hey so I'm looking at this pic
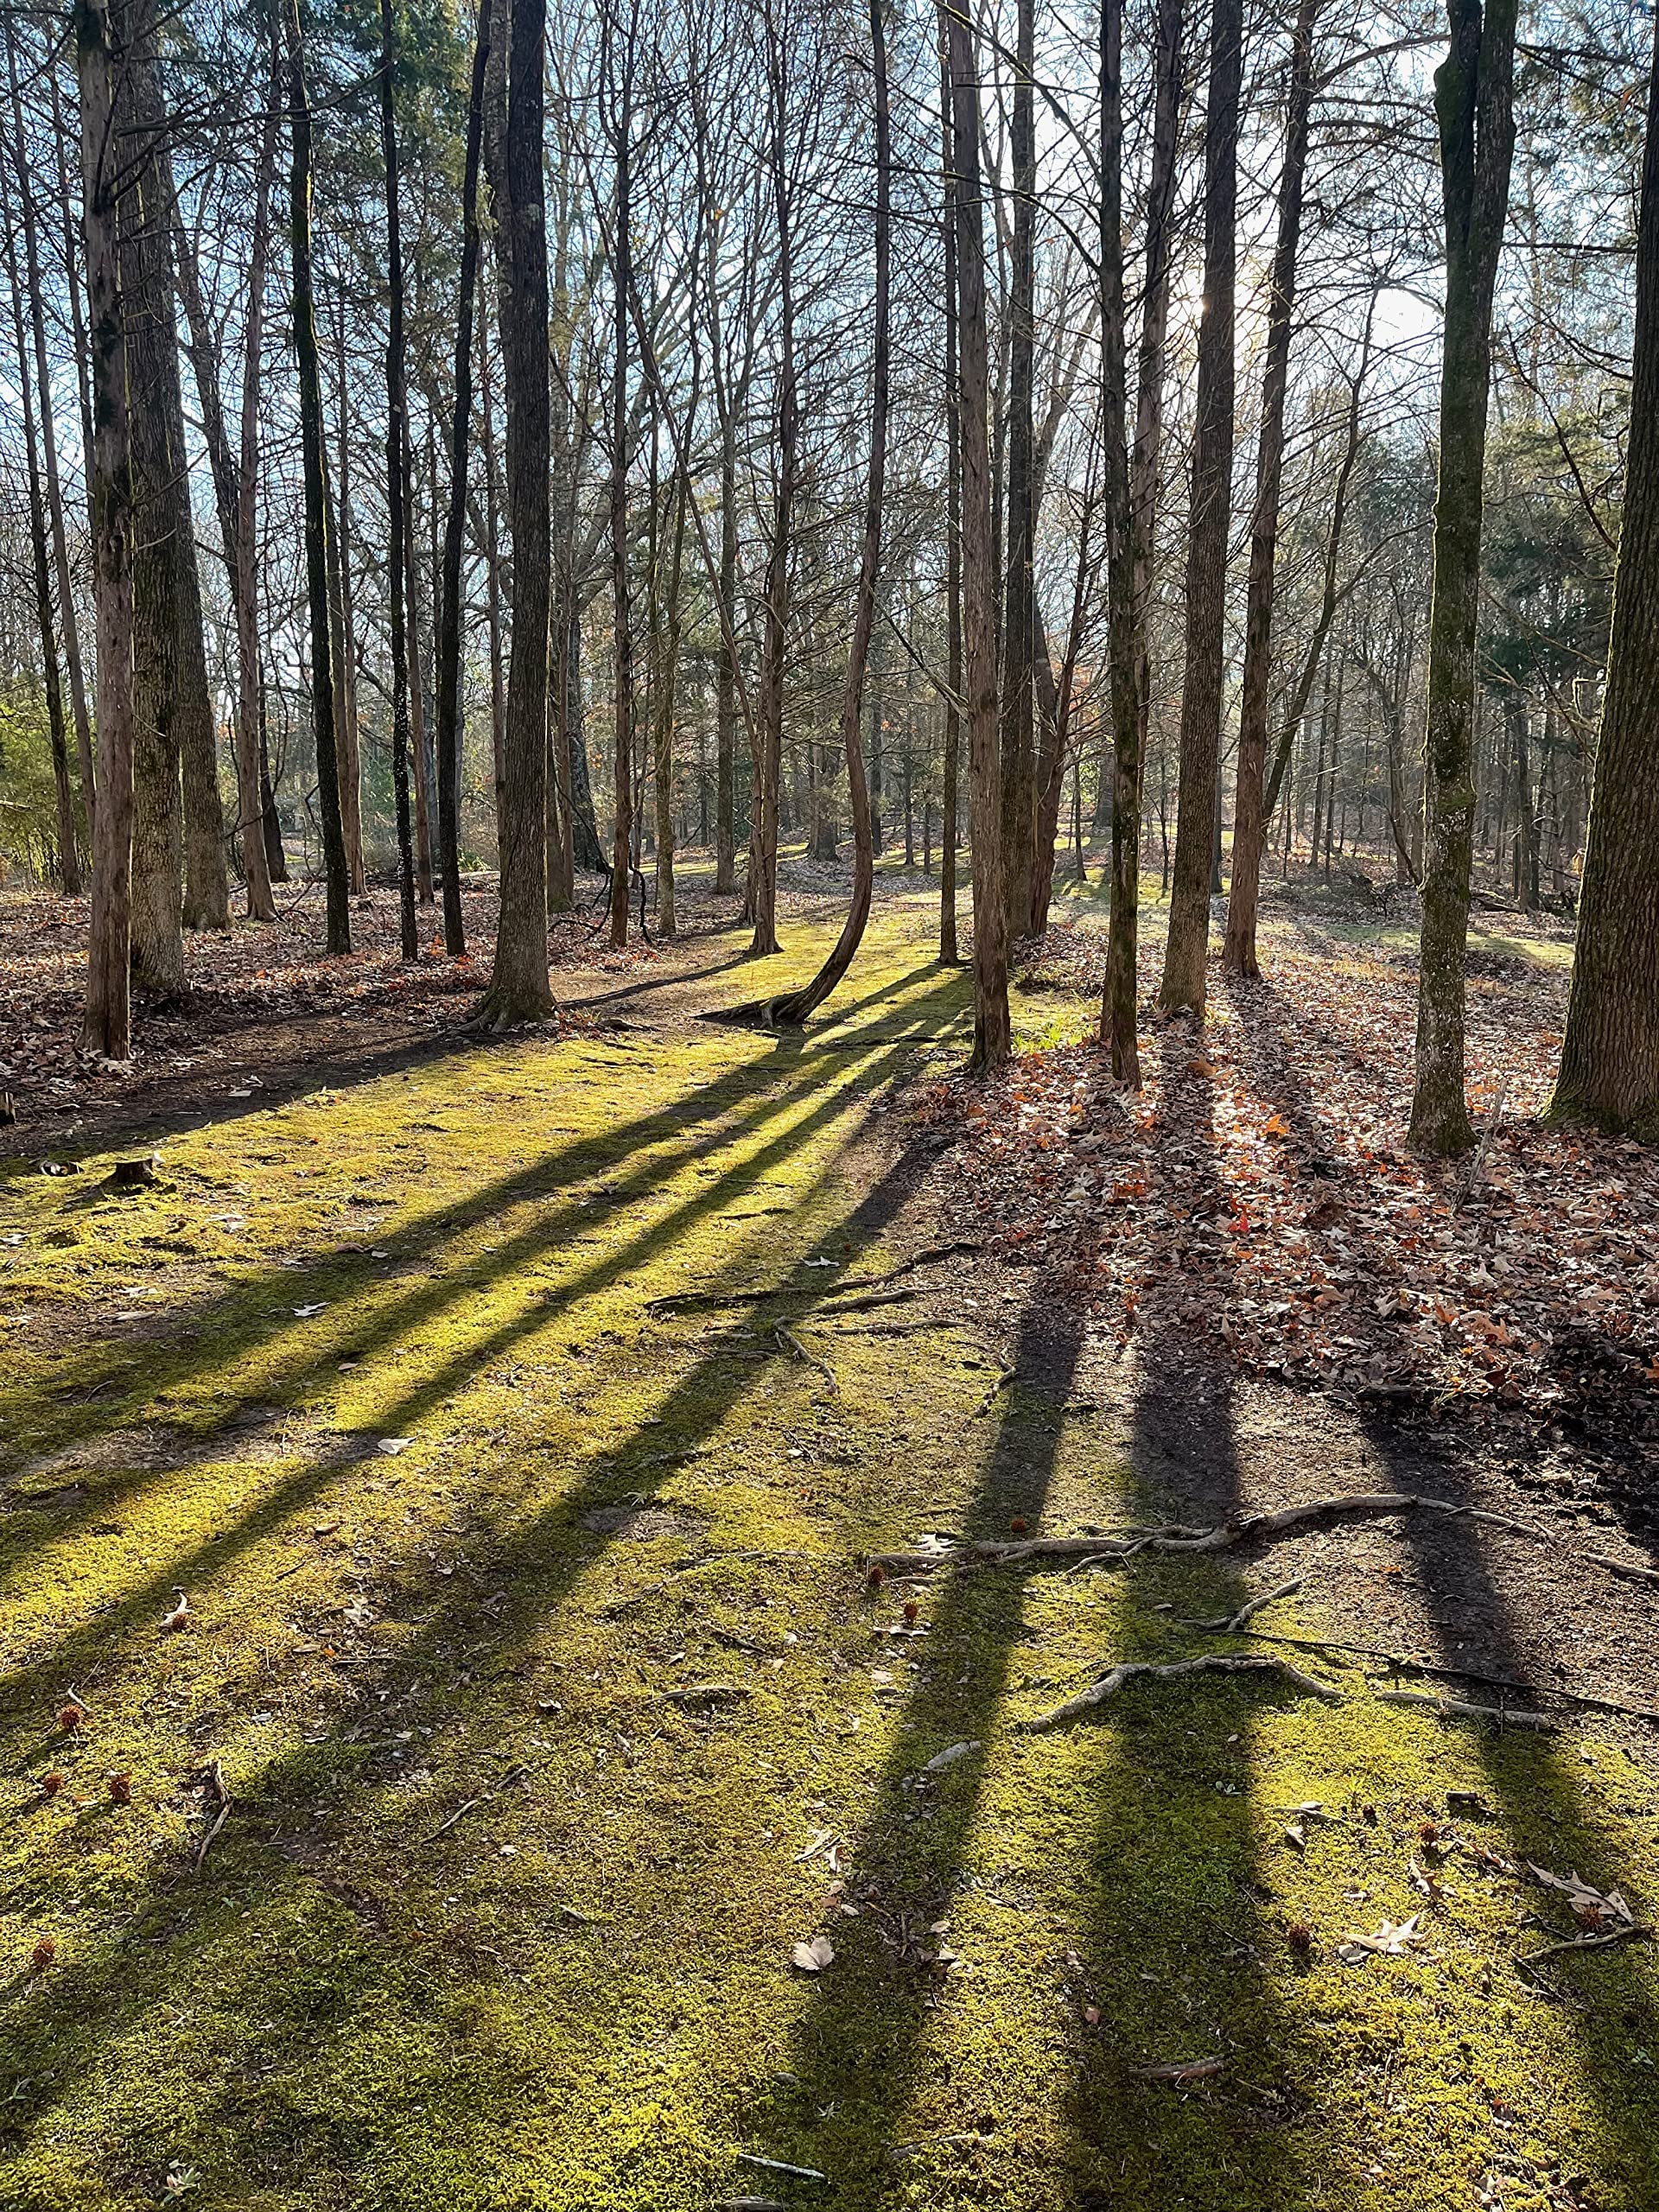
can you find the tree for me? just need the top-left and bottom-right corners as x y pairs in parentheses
(1159, 0), (1242, 1016)
(1102, 0), (1182, 1083)
(381, 0), (418, 962)
(946, 0), (1009, 1071)
(477, 0), (554, 1023)
(434, 0), (493, 955)
(285, 0), (352, 956)
(1408, 0), (1519, 1154)
(1552, 37), (1659, 1135)
(1223, 0), (1320, 979)
(999, 0), (1036, 940)
(767, 0), (888, 1026)
(78, 0), (137, 1058)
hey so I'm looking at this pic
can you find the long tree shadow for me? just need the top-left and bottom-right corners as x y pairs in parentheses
(1059, 1025), (1319, 2208)
(1238, 974), (1659, 2204)
(0, 1001), (970, 2197)
(0, 980), (968, 1738)
(0, 966), (956, 1577)
(744, 1295), (1085, 2200)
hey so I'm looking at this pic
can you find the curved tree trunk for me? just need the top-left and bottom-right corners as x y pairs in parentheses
(767, 0), (888, 1027)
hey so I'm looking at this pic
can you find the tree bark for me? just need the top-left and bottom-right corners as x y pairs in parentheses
(948, 1), (1010, 1071)
(285, 0), (351, 953)
(999, 0), (1036, 940)
(380, 0), (417, 960)
(766, 0), (888, 1026)
(607, 17), (634, 950)
(1552, 37), (1659, 1135)
(7, 22), (93, 847)
(433, 0), (491, 953)
(1159, 0), (1242, 1015)
(939, 29), (961, 967)
(749, 10), (797, 962)
(477, 0), (553, 1021)
(1104, 0), (1183, 1078)
(1224, 0), (1319, 978)
(1, 158), (79, 890)
(1408, 0), (1518, 1154)
(77, 0), (137, 1058)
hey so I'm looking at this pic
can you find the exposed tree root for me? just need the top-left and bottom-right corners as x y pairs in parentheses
(1023, 1653), (1343, 1734)
(866, 1489), (1608, 1579)
(1376, 1688), (1556, 1732)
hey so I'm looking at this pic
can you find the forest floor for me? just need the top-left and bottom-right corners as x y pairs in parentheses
(2, 859), (1657, 2212)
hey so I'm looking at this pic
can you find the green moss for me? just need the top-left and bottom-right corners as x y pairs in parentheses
(0, 907), (1651, 2211)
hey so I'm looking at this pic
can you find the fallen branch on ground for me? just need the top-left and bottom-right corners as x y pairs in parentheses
(1376, 1688), (1555, 1732)
(970, 1363), (1017, 1419)
(427, 1761), (529, 1841)
(776, 1324), (836, 1389)
(1585, 1550), (1659, 1588)
(1024, 1653), (1342, 1734)
(193, 1759), (232, 1874)
(1516, 1923), (1650, 1967)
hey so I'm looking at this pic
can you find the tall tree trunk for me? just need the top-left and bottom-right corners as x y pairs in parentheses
(715, 406), (739, 893)
(1159, 0), (1243, 1015)
(480, 280), (508, 831)
(7, 24), (93, 841)
(999, 0), (1036, 939)
(285, 0), (351, 952)
(380, 0), (417, 960)
(1, 164), (79, 890)
(1104, 0), (1183, 1080)
(173, 58), (278, 922)
(768, 0), (888, 1025)
(948, 2), (1010, 1070)
(607, 24), (634, 950)
(653, 454), (690, 938)
(124, 7), (183, 987)
(404, 434), (435, 906)
(1408, 0), (1518, 1154)
(939, 30), (961, 967)
(77, 0), (137, 1058)
(1098, 0), (1139, 1078)
(1224, 0), (1319, 977)
(329, 308), (365, 896)
(434, 0), (491, 953)
(1552, 39), (1659, 1135)
(477, 0), (551, 1020)
(749, 15), (797, 961)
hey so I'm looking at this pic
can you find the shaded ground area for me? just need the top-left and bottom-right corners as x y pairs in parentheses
(2, 887), (1657, 2212)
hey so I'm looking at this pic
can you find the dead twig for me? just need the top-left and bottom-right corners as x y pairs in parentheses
(427, 1760), (529, 1842)
(1132, 2056), (1225, 2082)
(1516, 1923), (1650, 1967)
(193, 1760), (232, 1874)
(1025, 1653), (1342, 1734)
(1584, 1550), (1659, 1588)
(658, 1682), (751, 1706)
(970, 1362), (1017, 1419)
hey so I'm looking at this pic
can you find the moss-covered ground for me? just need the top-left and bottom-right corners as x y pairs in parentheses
(1, 892), (1656, 2210)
